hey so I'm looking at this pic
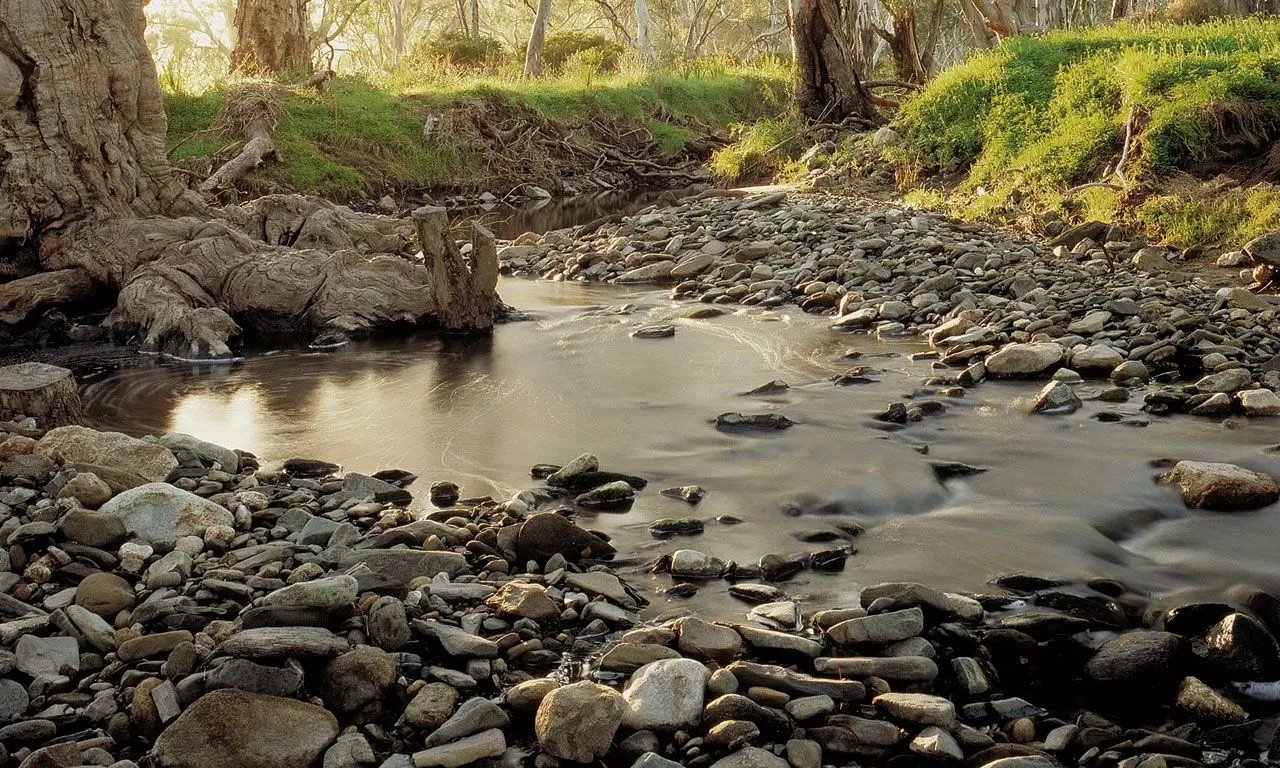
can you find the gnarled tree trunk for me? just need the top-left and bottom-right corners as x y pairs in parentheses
(0, 0), (500, 360)
(231, 0), (312, 78)
(788, 0), (880, 122)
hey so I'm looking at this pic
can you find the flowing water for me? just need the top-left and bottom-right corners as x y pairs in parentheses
(78, 277), (1280, 619)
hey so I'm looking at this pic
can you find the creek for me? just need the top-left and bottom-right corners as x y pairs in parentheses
(78, 276), (1280, 619)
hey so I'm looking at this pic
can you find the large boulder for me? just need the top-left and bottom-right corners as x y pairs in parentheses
(622, 658), (711, 730)
(516, 512), (616, 564)
(1085, 630), (1187, 694)
(985, 343), (1064, 378)
(1245, 232), (1280, 267)
(35, 426), (178, 483)
(1161, 462), (1280, 511)
(535, 681), (625, 763)
(100, 483), (235, 546)
(151, 689), (338, 768)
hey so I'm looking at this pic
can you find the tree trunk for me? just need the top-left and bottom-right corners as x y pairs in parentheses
(635, 0), (658, 64)
(788, 0), (880, 122)
(0, 0), (500, 360)
(469, 0), (480, 35)
(523, 0), (552, 77)
(231, 0), (312, 78)
(1109, 0), (1128, 20)
(0, 0), (194, 250)
(0, 363), (83, 427)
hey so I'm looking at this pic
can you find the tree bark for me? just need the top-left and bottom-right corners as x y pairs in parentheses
(1109, 0), (1128, 20)
(523, 0), (552, 77)
(231, 0), (312, 78)
(788, 0), (880, 122)
(0, 0), (501, 359)
(0, 363), (83, 427)
(635, 0), (658, 64)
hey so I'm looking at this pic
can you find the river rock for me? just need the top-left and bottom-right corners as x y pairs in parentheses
(321, 646), (396, 712)
(35, 426), (178, 483)
(1240, 388), (1280, 416)
(1245, 232), (1280, 266)
(535, 681), (625, 763)
(1030, 381), (1081, 414)
(985, 343), (1063, 377)
(151, 689), (339, 768)
(813, 656), (938, 682)
(516, 512), (616, 564)
(1201, 613), (1280, 681)
(911, 726), (964, 760)
(368, 596), (410, 650)
(714, 413), (796, 431)
(670, 549), (725, 578)
(1196, 368), (1254, 394)
(262, 574), (358, 611)
(0, 678), (28, 720)
(622, 658), (710, 730)
(1085, 630), (1186, 692)
(412, 729), (507, 768)
(576, 480), (637, 506)
(827, 607), (924, 644)
(15, 635), (79, 678)
(100, 483), (235, 546)
(205, 658), (305, 698)
(486, 581), (560, 621)
(709, 747), (789, 768)
(405, 683), (459, 729)
(1176, 675), (1247, 722)
(157, 433), (239, 472)
(57, 471), (113, 508)
(1161, 461), (1280, 511)
(873, 692), (955, 727)
(676, 617), (744, 661)
(1071, 345), (1124, 372)
(74, 572), (136, 618)
(218, 626), (349, 659)
(58, 507), (128, 548)
(506, 679), (561, 711)
(424, 696), (510, 747)
(337, 549), (469, 589)
(601, 643), (683, 672)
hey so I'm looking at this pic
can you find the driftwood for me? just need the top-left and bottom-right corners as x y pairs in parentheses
(0, 363), (84, 427)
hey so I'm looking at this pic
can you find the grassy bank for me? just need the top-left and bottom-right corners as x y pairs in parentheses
(890, 19), (1280, 248)
(164, 67), (790, 198)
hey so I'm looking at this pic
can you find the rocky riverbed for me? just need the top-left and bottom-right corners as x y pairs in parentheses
(499, 191), (1280, 419)
(1, 416), (1280, 768)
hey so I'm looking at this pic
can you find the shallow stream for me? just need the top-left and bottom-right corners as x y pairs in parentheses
(78, 277), (1280, 619)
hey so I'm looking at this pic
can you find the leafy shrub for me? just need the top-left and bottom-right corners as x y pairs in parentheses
(1163, 0), (1230, 24)
(542, 32), (627, 73)
(420, 33), (507, 70)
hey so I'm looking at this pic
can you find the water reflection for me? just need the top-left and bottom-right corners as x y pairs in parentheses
(80, 278), (1280, 617)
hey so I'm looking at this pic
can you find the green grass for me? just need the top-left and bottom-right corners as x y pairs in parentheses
(164, 67), (789, 198)
(889, 18), (1280, 247)
(710, 114), (809, 183)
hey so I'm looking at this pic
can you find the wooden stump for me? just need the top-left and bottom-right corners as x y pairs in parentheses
(0, 363), (84, 427)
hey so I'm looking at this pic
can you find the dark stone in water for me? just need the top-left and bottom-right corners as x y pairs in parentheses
(530, 464), (560, 479)
(1096, 411), (1124, 423)
(631, 324), (676, 339)
(759, 553), (804, 582)
(875, 402), (908, 424)
(1034, 591), (1124, 627)
(341, 473), (412, 505)
(664, 583), (698, 598)
(660, 485), (707, 504)
(716, 515), (744, 525)
(1162, 603), (1235, 636)
(649, 518), (705, 537)
(240, 605), (346, 629)
(551, 470), (648, 491)
(809, 548), (850, 571)
(793, 530), (840, 543)
(1085, 630), (1187, 693)
(429, 481), (460, 507)
(372, 469), (418, 488)
(1198, 613), (1280, 681)
(832, 368), (875, 386)
(928, 461), (988, 481)
(308, 331), (350, 350)
(996, 612), (1093, 638)
(989, 573), (1068, 594)
(714, 413), (796, 431)
(516, 511), (616, 565)
(283, 458), (340, 478)
(741, 380), (790, 396)
(729, 584), (787, 605)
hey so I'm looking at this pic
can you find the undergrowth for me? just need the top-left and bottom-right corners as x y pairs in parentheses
(163, 66), (789, 198)
(889, 18), (1280, 247)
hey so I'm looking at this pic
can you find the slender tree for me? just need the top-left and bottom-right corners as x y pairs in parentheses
(523, 0), (552, 76)
(635, 0), (657, 63)
(231, 0), (312, 77)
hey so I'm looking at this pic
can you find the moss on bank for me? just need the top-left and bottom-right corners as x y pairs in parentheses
(164, 71), (789, 198)
(889, 19), (1280, 248)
